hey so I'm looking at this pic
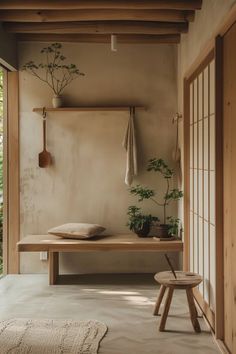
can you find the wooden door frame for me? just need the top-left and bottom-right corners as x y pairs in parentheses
(182, 5), (236, 353)
(2, 69), (19, 275)
(183, 44), (224, 339)
(214, 34), (224, 342)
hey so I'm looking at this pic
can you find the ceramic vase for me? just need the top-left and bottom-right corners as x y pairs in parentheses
(52, 95), (63, 108)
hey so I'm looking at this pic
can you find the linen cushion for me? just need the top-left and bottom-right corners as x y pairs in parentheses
(48, 223), (105, 239)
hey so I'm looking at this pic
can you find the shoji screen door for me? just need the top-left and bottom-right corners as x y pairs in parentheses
(184, 49), (219, 331)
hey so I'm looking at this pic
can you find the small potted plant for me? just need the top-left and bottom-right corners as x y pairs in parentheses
(22, 43), (85, 108)
(127, 206), (159, 237)
(129, 158), (183, 238)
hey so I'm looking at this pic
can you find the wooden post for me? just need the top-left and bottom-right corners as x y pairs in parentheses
(7, 71), (19, 274)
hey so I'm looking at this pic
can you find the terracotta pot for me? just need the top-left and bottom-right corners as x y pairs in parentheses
(133, 222), (150, 238)
(52, 95), (63, 108)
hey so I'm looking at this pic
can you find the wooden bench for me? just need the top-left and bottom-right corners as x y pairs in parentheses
(17, 234), (184, 285)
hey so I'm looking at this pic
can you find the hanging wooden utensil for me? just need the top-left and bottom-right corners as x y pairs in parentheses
(39, 107), (52, 168)
(172, 113), (181, 163)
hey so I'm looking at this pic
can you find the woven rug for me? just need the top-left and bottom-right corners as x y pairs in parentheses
(0, 318), (107, 353)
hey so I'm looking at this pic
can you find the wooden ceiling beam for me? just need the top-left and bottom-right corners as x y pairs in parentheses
(0, 9), (195, 23)
(16, 33), (181, 44)
(0, 1), (202, 11)
(3, 21), (188, 35)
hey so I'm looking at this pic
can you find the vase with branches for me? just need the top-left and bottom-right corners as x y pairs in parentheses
(129, 158), (183, 238)
(22, 43), (85, 108)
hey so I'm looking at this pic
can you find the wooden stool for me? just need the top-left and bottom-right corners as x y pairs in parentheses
(153, 271), (202, 333)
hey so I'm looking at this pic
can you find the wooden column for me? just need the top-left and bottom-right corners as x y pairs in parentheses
(215, 34), (224, 341)
(6, 71), (19, 274)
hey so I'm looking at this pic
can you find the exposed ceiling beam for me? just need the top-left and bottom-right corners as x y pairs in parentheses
(0, 1), (202, 11)
(0, 9), (195, 23)
(16, 33), (181, 44)
(3, 21), (188, 35)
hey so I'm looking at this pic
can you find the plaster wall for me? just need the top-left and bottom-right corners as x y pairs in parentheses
(178, 0), (236, 111)
(19, 42), (178, 274)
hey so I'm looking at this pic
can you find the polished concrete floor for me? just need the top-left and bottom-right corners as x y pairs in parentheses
(0, 274), (219, 354)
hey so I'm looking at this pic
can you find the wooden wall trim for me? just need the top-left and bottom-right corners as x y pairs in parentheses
(184, 50), (220, 332)
(215, 34), (224, 341)
(187, 49), (215, 83)
(2, 68), (8, 275)
(215, 340), (231, 354)
(193, 287), (215, 330)
(183, 78), (190, 271)
(7, 71), (19, 274)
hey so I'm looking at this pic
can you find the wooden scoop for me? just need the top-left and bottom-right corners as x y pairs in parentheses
(39, 110), (52, 168)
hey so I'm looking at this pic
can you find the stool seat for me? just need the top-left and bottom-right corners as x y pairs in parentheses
(154, 271), (203, 333)
(154, 271), (202, 289)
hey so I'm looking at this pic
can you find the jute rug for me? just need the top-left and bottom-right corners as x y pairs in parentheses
(0, 318), (107, 353)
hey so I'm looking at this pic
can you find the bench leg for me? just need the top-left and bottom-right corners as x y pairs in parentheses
(153, 285), (166, 316)
(186, 288), (201, 333)
(159, 287), (174, 331)
(49, 252), (59, 285)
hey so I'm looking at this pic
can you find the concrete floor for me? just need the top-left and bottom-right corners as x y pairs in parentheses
(0, 274), (219, 354)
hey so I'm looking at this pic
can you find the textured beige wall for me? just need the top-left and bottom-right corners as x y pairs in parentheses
(19, 42), (178, 274)
(178, 0), (236, 111)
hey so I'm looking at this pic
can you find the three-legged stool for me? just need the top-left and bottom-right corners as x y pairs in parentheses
(154, 271), (202, 333)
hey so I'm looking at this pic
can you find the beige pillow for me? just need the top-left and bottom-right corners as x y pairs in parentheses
(48, 223), (105, 240)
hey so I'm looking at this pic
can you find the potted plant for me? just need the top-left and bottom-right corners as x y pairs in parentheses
(130, 158), (183, 238)
(22, 43), (85, 108)
(127, 206), (159, 237)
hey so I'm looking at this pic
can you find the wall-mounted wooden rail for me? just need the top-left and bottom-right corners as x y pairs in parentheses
(33, 106), (146, 113)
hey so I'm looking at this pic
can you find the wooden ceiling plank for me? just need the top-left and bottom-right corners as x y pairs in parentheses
(16, 33), (181, 44)
(0, 1), (202, 11)
(3, 21), (188, 35)
(0, 9), (195, 23)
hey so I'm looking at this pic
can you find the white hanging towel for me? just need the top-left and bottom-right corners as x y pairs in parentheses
(122, 107), (138, 185)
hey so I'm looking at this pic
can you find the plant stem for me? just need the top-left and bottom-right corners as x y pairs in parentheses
(150, 197), (164, 207)
(163, 178), (170, 224)
(29, 69), (54, 91)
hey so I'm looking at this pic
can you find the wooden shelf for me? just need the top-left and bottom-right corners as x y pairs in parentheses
(33, 106), (146, 113)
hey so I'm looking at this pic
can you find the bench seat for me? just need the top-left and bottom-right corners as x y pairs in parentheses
(17, 234), (183, 285)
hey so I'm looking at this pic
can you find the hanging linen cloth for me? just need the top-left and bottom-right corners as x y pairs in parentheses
(122, 107), (138, 185)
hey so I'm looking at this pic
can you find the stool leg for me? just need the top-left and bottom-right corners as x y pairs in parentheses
(159, 287), (174, 331)
(186, 288), (201, 333)
(153, 285), (166, 316)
